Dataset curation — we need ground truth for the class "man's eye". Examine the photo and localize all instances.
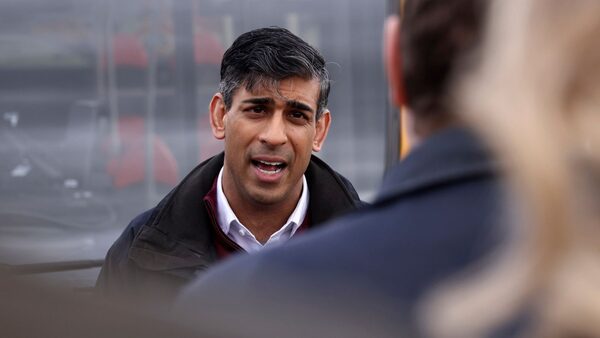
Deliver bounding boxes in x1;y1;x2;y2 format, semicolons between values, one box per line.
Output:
289;111;308;120
246;106;266;114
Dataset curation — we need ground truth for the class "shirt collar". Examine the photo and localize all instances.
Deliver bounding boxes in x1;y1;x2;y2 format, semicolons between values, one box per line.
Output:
216;167;309;246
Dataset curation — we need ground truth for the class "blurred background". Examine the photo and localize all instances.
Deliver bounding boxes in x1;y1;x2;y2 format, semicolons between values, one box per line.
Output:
0;0;395;288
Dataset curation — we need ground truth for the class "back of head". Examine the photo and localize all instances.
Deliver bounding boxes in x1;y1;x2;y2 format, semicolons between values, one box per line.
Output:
401;0;487;118
219;27;330;119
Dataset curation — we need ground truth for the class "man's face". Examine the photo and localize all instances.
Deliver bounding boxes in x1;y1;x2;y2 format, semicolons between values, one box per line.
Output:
210;76;331;210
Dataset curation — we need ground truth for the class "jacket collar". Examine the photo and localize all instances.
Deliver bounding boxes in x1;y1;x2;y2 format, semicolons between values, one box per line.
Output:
305;155;363;224
376;127;497;203
128;154;225;277
129;152;361;276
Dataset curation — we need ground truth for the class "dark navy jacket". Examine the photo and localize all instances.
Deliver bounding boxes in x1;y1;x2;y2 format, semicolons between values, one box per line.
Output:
96;152;363;301
176;128;506;338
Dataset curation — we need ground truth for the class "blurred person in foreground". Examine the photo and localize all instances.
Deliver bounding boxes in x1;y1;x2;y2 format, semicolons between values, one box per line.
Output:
418;0;600;337
96;27;363;302
174;0;504;336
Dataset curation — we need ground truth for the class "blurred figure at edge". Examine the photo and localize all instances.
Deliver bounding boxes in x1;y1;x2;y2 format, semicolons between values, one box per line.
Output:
419;0;600;337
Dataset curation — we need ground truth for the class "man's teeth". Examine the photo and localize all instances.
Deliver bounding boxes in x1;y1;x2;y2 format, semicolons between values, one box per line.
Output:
258;160;283;166
255;160;284;175
257;167;283;174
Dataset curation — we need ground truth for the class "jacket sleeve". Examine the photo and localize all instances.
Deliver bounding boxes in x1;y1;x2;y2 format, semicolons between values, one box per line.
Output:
95;209;153;297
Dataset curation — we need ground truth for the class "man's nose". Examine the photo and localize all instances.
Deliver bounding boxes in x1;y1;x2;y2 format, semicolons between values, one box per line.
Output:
258;113;288;147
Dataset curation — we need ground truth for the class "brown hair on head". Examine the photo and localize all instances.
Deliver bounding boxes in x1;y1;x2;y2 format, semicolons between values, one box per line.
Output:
400;0;488;118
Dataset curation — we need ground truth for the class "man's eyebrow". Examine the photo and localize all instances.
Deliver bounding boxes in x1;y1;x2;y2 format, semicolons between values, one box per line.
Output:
241;97;315;114
287;100;314;113
241;97;275;105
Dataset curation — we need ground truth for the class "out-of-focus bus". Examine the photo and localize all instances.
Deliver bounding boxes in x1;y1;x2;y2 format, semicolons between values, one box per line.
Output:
0;0;398;288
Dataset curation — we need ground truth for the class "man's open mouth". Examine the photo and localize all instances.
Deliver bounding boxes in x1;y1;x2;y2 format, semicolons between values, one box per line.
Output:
252;160;287;175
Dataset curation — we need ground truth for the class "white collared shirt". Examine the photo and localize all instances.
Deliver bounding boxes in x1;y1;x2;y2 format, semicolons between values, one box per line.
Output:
216;167;308;253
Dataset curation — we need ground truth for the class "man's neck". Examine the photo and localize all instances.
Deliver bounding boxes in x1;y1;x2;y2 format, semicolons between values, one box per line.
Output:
407;109;458;148
236;201;299;244
221;177;303;244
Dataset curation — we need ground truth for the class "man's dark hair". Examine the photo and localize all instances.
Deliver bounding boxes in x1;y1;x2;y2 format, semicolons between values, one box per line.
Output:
401;0;487;117
219;27;330;119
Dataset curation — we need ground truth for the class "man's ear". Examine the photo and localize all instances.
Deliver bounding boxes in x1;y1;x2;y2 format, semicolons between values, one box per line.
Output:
312;110;331;152
384;15;406;108
209;93;227;140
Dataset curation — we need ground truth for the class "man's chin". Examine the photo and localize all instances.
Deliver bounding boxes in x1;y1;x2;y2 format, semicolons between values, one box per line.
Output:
248;191;285;206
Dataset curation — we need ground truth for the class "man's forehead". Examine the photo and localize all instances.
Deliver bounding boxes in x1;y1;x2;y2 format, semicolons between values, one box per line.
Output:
240;77;320;105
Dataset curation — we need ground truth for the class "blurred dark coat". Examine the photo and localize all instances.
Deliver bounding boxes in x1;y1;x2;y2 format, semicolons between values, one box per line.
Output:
175;127;505;338
96;152;364;302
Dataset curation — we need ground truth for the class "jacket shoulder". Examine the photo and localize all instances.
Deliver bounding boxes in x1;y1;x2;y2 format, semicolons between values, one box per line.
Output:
306;156;367;225
95;208;156;292
307;155;365;205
